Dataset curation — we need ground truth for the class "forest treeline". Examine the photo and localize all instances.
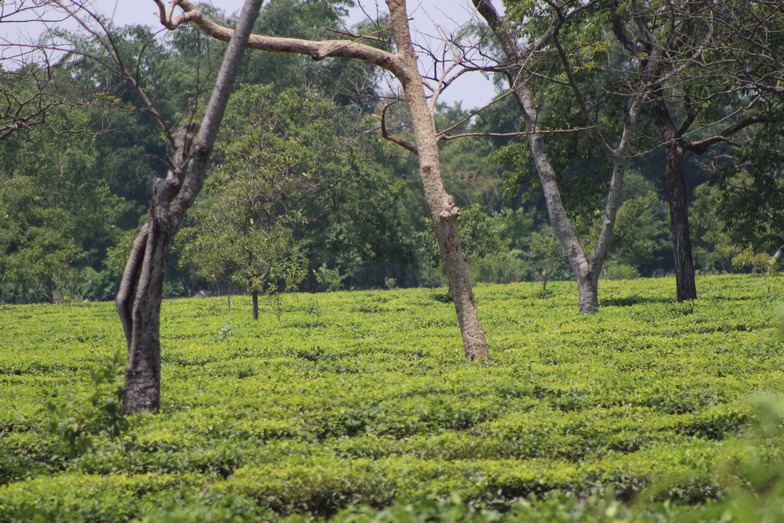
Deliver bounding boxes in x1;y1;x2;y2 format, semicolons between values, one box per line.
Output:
1;0;782;305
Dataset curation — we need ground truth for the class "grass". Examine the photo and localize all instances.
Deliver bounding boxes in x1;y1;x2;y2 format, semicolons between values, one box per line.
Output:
1;274;783;521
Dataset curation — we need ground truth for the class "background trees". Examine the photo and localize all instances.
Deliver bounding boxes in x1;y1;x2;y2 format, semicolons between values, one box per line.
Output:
0;0;780;315
178;84;414;318
0;107;123;303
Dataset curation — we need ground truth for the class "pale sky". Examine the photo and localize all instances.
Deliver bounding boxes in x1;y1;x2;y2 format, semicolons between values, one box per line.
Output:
0;0;501;108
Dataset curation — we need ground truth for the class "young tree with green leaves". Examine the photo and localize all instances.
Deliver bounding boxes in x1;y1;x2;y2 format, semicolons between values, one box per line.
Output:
180;84;376;319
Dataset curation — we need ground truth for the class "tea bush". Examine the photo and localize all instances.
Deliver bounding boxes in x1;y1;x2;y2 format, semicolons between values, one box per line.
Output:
1;274;783;520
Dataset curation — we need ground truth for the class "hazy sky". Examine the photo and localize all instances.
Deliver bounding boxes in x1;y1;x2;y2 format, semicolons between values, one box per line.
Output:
2;0;500;108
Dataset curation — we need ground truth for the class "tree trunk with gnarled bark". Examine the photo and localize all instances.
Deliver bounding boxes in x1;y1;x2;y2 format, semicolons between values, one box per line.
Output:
118;0;262;414
172;0;489;359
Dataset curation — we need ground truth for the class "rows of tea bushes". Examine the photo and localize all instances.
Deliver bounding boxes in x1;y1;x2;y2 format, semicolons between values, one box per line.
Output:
1;274;783;521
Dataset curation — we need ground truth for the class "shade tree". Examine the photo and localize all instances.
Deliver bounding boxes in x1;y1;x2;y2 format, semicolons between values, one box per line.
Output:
609;171;670;274
606;0;783;301
473;0;642;313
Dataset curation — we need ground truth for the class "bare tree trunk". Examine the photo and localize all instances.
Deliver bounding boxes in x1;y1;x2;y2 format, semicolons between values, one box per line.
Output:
521;93;598;314
388;0;488;359
117;220;172;412
118;0;263;414
251;290;259;321
649;95;698;302
663;140;697;302
577;268;600;314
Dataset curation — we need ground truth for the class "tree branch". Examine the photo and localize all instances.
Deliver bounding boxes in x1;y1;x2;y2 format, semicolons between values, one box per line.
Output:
379;102;418;154
159;0;406;78
440;125;598;141
686;115;772;155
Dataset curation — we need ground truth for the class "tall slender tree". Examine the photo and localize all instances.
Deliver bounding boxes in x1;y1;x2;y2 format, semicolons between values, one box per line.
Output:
474;0;640;313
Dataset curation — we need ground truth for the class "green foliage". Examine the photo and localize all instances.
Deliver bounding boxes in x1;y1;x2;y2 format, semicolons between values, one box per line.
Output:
436;103;506;210
238;0;377;110
691;184;742;274
316;264;347;292
2;276;784;520
711;121;784;259
611;172;669;272
457;206;568;286
178;84;417;295
40;352;129;458
732;250;780;299
527;226;566;294
0;107;125;303
732;251;780;275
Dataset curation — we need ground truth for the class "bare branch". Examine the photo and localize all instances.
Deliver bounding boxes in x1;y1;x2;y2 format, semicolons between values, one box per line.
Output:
440;124;599;141
379;102;417;154
166;0;405;77
686;115;773;155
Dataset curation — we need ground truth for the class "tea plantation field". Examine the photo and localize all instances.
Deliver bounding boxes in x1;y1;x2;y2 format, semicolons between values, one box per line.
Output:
2;275;784;521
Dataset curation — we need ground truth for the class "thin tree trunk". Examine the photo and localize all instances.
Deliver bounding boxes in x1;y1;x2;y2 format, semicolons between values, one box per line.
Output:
251;290;259;321
650;95;698;302
388;0;488;360
118;0;262;414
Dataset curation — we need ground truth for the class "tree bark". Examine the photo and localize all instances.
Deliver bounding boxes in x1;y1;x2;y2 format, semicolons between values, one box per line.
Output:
251;290;259;321
663;140;698;301
522;90;599;314
387;0;488;359
118;0;263;414
116;221;169;412
577;267;600;314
